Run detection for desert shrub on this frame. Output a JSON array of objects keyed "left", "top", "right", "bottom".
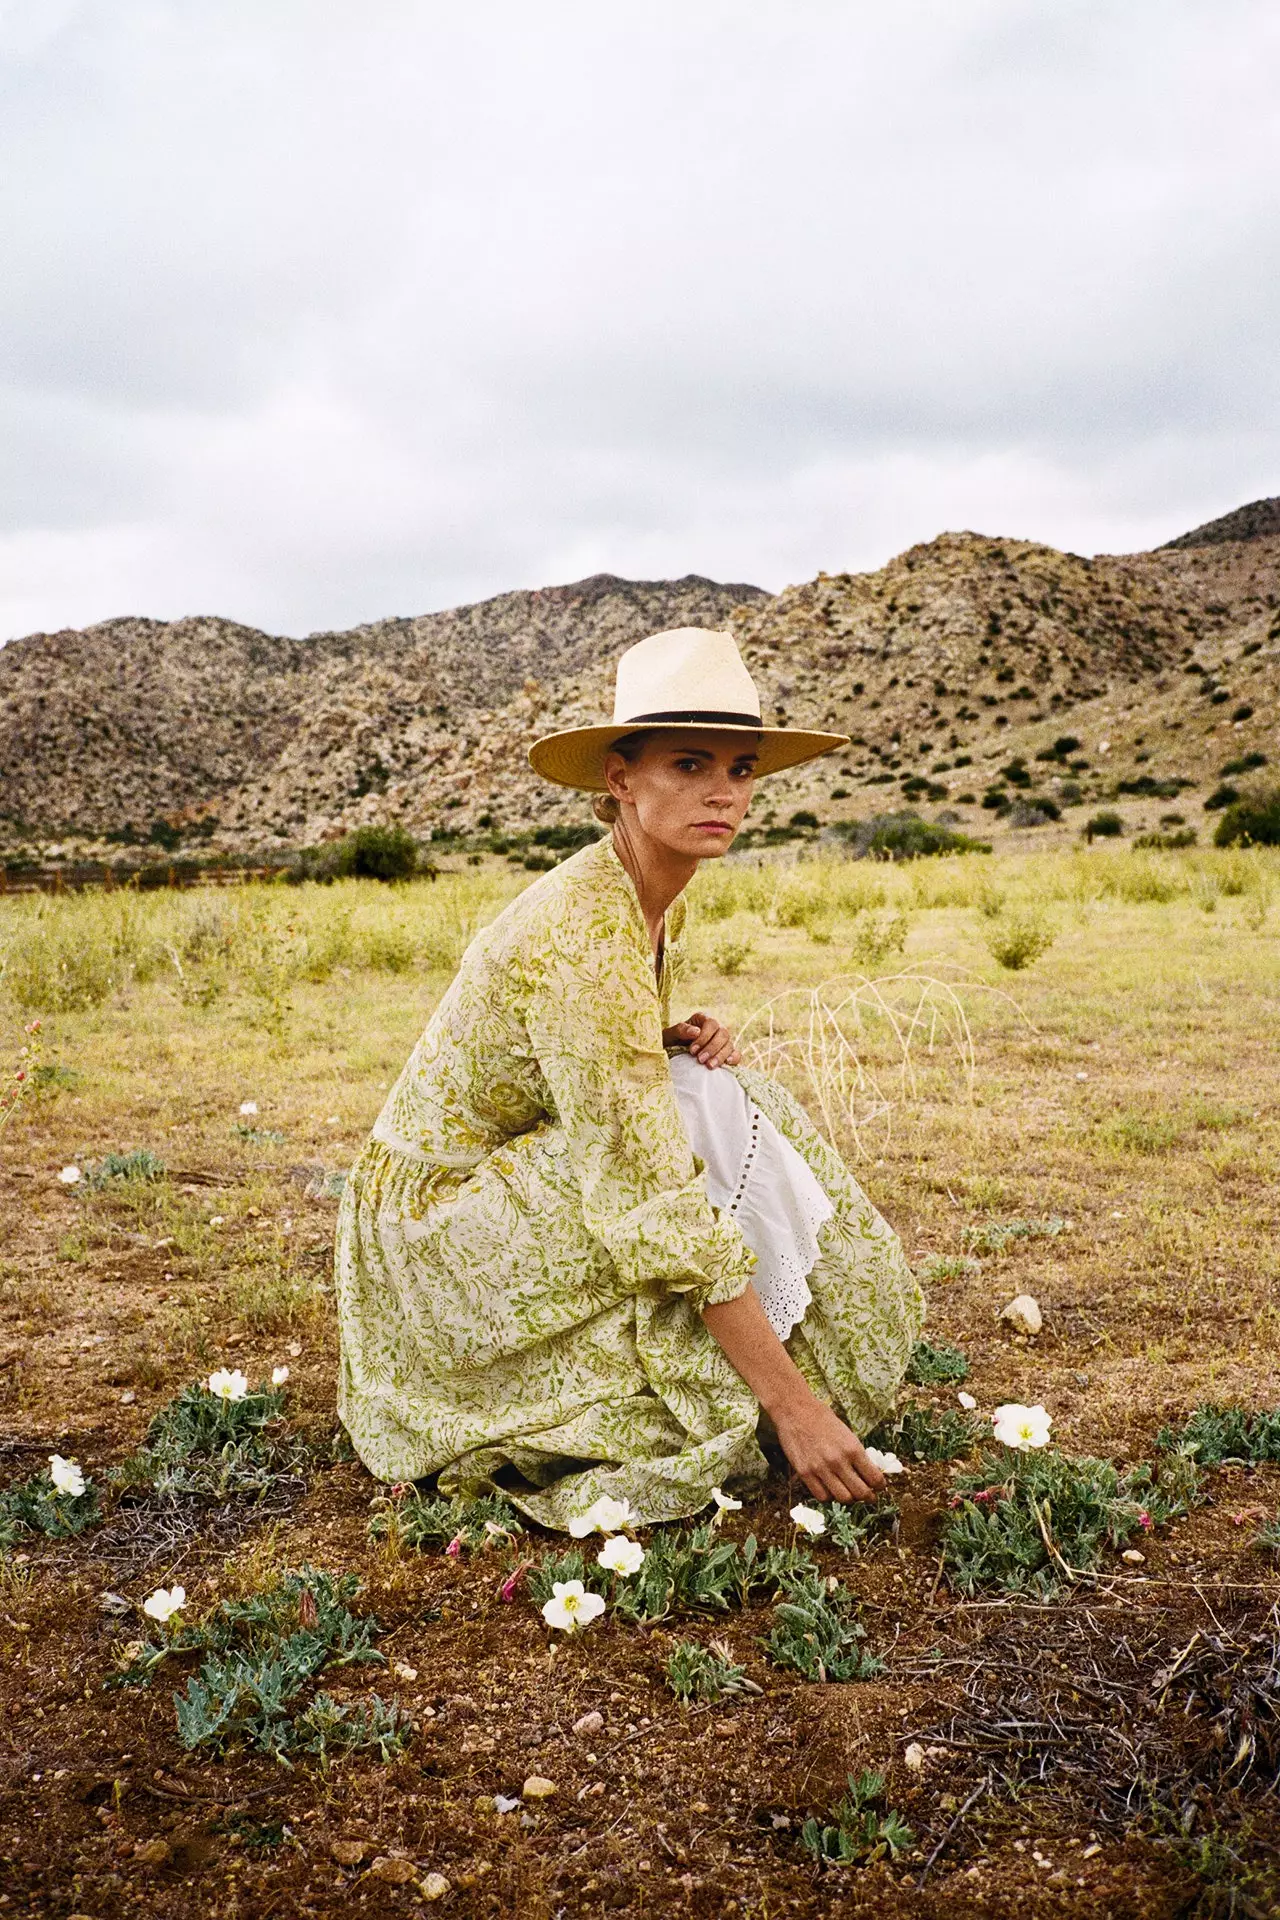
[
  {"left": 917, "top": 1252, "right": 981, "bottom": 1282},
  {"left": 1256, "top": 1515, "right": 1280, "bottom": 1559},
  {"left": 665, "top": 1639, "right": 756, "bottom": 1703},
  {"left": 329, "top": 824, "right": 421, "bottom": 882},
  {"left": 986, "top": 914, "right": 1055, "bottom": 970},
  {"left": 1203, "top": 784, "right": 1240, "bottom": 813},
  {"left": 113, "top": 1374, "right": 308, "bottom": 1504},
  {"left": 943, "top": 1450, "right": 1202, "bottom": 1599},
  {"left": 868, "top": 1405, "right": 983, "bottom": 1463},
  {"left": 124, "top": 1567, "right": 410, "bottom": 1764},
  {"left": 710, "top": 928, "right": 756, "bottom": 976},
  {"left": 1213, "top": 787, "right": 1280, "bottom": 848},
  {"left": 1134, "top": 829, "right": 1196, "bottom": 850},
  {"left": 1083, "top": 811, "right": 1124, "bottom": 840},
  {"left": 527, "top": 1525, "right": 819, "bottom": 1627},
  {"left": 906, "top": 1338, "right": 970, "bottom": 1386},
  {"left": 1, "top": 909, "right": 118, "bottom": 1011},
  {"left": 838, "top": 813, "right": 990, "bottom": 860},
  {"left": 801, "top": 1771, "right": 914, "bottom": 1867},
  {"left": 1157, "top": 1403, "right": 1280, "bottom": 1466}
]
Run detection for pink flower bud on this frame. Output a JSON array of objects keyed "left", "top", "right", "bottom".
[
  {"left": 445, "top": 1533, "right": 464, "bottom": 1559},
  {"left": 499, "top": 1562, "right": 531, "bottom": 1603},
  {"left": 1137, "top": 1510, "right": 1152, "bottom": 1530}
]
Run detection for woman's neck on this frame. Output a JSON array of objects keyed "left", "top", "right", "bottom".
[{"left": 611, "top": 820, "right": 697, "bottom": 954}]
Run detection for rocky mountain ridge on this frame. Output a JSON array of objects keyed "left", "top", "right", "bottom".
[{"left": 2, "top": 502, "right": 1278, "bottom": 856}]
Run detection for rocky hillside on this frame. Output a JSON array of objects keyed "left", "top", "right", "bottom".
[{"left": 2, "top": 503, "right": 1278, "bottom": 857}]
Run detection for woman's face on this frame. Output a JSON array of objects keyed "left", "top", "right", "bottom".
[{"left": 604, "top": 730, "right": 758, "bottom": 860}]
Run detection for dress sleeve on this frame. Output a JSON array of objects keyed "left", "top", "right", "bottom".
[{"left": 525, "top": 924, "right": 754, "bottom": 1311}]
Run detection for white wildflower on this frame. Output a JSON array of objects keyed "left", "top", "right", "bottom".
[
  {"left": 206, "top": 1367, "right": 250, "bottom": 1402},
  {"left": 597, "top": 1536, "right": 645, "bottom": 1577},
  {"left": 863, "top": 1447, "right": 905, "bottom": 1476},
  {"left": 567, "top": 1494, "right": 633, "bottom": 1538},
  {"left": 49, "top": 1454, "right": 85, "bottom": 1499},
  {"left": 57, "top": 1165, "right": 82, "bottom": 1186},
  {"left": 142, "top": 1584, "right": 186, "bottom": 1623},
  {"left": 958, "top": 1391, "right": 978, "bottom": 1411},
  {"left": 238, "top": 1100, "right": 259, "bottom": 1116},
  {"left": 540, "top": 1580, "right": 607, "bottom": 1633},
  {"left": 271, "top": 1365, "right": 290, "bottom": 1386},
  {"left": 991, "top": 1403, "right": 1053, "bottom": 1451},
  {"left": 789, "top": 1503, "right": 827, "bottom": 1537},
  {"left": 711, "top": 1487, "right": 742, "bottom": 1513}
]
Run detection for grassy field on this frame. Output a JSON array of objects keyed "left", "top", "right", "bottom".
[{"left": 1, "top": 846, "right": 1278, "bottom": 1920}]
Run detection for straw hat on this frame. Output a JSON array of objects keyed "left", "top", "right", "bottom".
[{"left": 528, "top": 627, "right": 848, "bottom": 792}]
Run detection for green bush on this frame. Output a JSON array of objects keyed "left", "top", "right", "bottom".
[
  {"left": 1083, "top": 811, "right": 1124, "bottom": 841},
  {"left": 368, "top": 1489, "right": 522, "bottom": 1554},
  {"left": 1213, "top": 787, "right": 1280, "bottom": 848},
  {"left": 1203, "top": 784, "right": 1240, "bottom": 813},
  {"left": 869, "top": 1404, "right": 983, "bottom": 1463},
  {"left": 986, "top": 914, "right": 1055, "bottom": 970},
  {"left": 0, "top": 1465, "right": 102, "bottom": 1552},
  {"left": 835, "top": 812, "right": 990, "bottom": 860},
  {"left": 325, "top": 824, "right": 421, "bottom": 882}
]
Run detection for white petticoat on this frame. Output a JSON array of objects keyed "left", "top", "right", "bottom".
[{"left": 669, "top": 1051, "right": 834, "bottom": 1340}]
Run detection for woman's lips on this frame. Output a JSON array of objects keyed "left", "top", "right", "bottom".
[{"left": 692, "top": 821, "right": 732, "bottom": 834}]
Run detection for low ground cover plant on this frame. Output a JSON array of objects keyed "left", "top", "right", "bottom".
[
  {"left": 664, "top": 1639, "right": 757, "bottom": 1703},
  {"left": 1157, "top": 1403, "right": 1280, "bottom": 1466},
  {"left": 0, "top": 1456, "right": 101, "bottom": 1552},
  {"left": 112, "top": 1371, "right": 310, "bottom": 1504},
  {"left": 763, "top": 1574, "right": 883, "bottom": 1683},
  {"left": 869, "top": 1404, "right": 984, "bottom": 1463},
  {"left": 943, "top": 1449, "right": 1202, "bottom": 1599},
  {"left": 368, "top": 1487, "right": 523, "bottom": 1554},
  {"left": 906, "top": 1337, "right": 970, "bottom": 1386},
  {"left": 800, "top": 1770, "right": 915, "bottom": 1867},
  {"left": 962, "top": 1215, "right": 1067, "bottom": 1255},
  {"left": 117, "top": 1566, "right": 410, "bottom": 1765}
]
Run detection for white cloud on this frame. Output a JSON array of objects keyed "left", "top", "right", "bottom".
[{"left": 1, "top": 0, "right": 1277, "bottom": 640}]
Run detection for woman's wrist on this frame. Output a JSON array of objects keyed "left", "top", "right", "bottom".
[{"left": 757, "top": 1375, "right": 818, "bottom": 1423}]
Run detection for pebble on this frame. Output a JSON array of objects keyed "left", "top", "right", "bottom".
[
  {"left": 421, "top": 1872, "right": 451, "bottom": 1901},
  {"left": 330, "top": 1839, "right": 368, "bottom": 1866},
  {"left": 522, "top": 1776, "right": 557, "bottom": 1800},
  {"left": 572, "top": 1710, "right": 604, "bottom": 1738},
  {"left": 392, "top": 1662, "right": 418, "bottom": 1682},
  {"left": 904, "top": 1742, "right": 925, "bottom": 1773},
  {"left": 998, "top": 1293, "right": 1043, "bottom": 1336},
  {"left": 1122, "top": 1549, "right": 1146, "bottom": 1564},
  {"left": 133, "top": 1839, "right": 172, "bottom": 1867},
  {"left": 368, "top": 1856, "right": 417, "bottom": 1884}
]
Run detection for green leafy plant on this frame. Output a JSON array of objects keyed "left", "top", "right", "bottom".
[
  {"left": 368, "top": 1488, "right": 523, "bottom": 1553},
  {"left": 664, "top": 1639, "right": 758, "bottom": 1703},
  {"left": 917, "top": 1252, "right": 981, "bottom": 1282},
  {"left": 821, "top": 1500, "right": 897, "bottom": 1556},
  {"left": 1213, "top": 788, "right": 1280, "bottom": 847},
  {"left": 1156, "top": 1403, "right": 1280, "bottom": 1466},
  {"left": 527, "top": 1526, "right": 821, "bottom": 1627},
  {"left": 869, "top": 1405, "right": 983, "bottom": 1463},
  {"left": 943, "top": 1449, "right": 1202, "bottom": 1599},
  {"left": 1083, "top": 810, "right": 1124, "bottom": 840},
  {"left": 0, "top": 1467, "right": 102, "bottom": 1552},
  {"left": 962, "top": 1216, "right": 1067, "bottom": 1255},
  {"left": 111, "top": 1375, "right": 307, "bottom": 1504},
  {"left": 84, "top": 1147, "right": 166, "bottom": 1189},
  {"left": 124, "top": 1566, "right": 407, "bottom": 1765},
  {"left": 801, "top": 1771, "right": 915, "bottom": 1866},
  {"left": 906, "top": 1338, "right": 970, "bottom": 1386},
  {"left": 763, "top": 1575, "right": 882, "bottom": 1683},
  {"left": 1256, "top": 1515, "right": 1280, "bottom": 1560}
]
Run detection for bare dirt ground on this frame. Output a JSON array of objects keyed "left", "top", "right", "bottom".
[{"left": 1, "top": 853, "right": 1277, "bottom": 1919}]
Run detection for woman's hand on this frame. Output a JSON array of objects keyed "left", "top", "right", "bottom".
[
  {"left": 770, "top": 1394, "right": 887, "bottom": 1504},
  {"left": 662, "top": 1012, "right": 741, "bottom": 1069}
]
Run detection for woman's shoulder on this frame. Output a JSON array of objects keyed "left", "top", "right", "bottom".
[{"left": 485, "top": 836, "right": 638, "bottom": 965}]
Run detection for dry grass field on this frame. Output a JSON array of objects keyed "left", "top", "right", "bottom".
[{"left": 1, "top": 846, "right": 1278, "bottom": 1920}]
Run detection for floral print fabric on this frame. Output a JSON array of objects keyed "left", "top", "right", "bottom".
[{"left": 334, "top": 835, "right": 923, "bottom": 1529}]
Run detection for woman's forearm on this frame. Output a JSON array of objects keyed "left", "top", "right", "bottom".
[
  {"left": 701, "top": 1285, "right": 814, "bottom": 1418},
  {"left": 702, "top": 1284, "right": 886, "bottom": 1504}
]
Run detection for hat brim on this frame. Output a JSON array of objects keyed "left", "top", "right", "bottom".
[{"left": 528, "top": 721, "right": 850, "bottom": 792}]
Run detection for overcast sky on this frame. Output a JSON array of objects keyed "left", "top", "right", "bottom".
[{"left": 2, "top": 1, "right": 1278, "bottom": 641}]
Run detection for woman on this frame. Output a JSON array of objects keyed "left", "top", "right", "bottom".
[{"left": 335, "top": 627, "right": 922, "bottom": 1528}]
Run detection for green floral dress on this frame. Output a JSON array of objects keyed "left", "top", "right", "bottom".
[{"left": 335, "top": 835, "right": 922, "bottom": 1528}]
